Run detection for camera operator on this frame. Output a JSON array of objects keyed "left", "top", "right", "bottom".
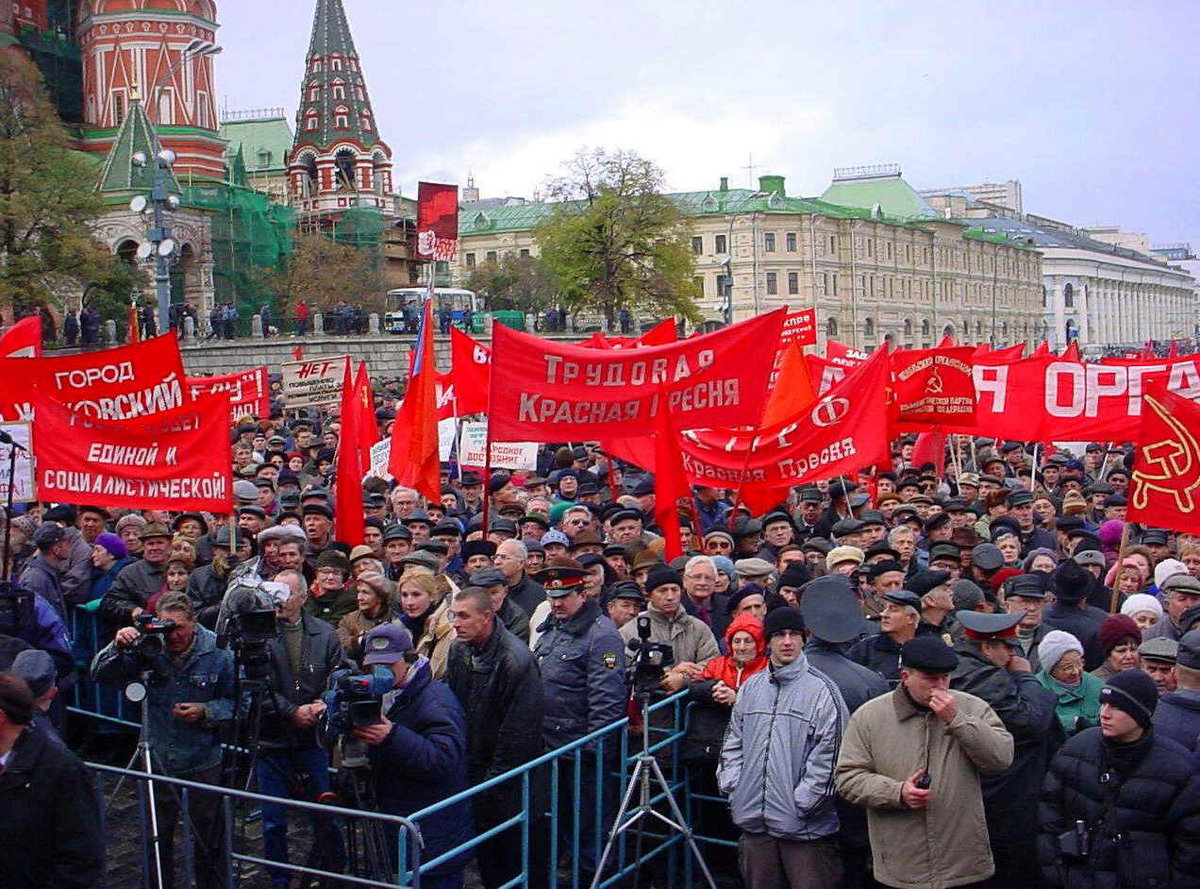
[
  {"left": 91, "top": 591, "right": 234, "bottom": 889},
  {"left": 352, "top": 624, "right": 473, "bottom": 889},
  {"left": 257, "top": 568, "right": 348, "bottom": 887}
]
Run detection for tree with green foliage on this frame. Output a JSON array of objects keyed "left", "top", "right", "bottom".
[
  {"left": 0, "top": 47, "right": 137, "bottom": 323},
  {"left": 273, "top": 231, "right": 386, "bottom": 316},
  {"left": 464, "top": 252, "right": 556, "bottom": 314},
  {"left": 534, "top": 148, "right": 701, "bottom": 327}
]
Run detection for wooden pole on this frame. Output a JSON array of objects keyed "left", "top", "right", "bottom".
[{"left": 1109, "top": 522, "right": 1131, "bottom": 614}]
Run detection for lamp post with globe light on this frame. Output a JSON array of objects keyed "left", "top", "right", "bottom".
[{"left": 129, "top": 148, "right": 180, "bottom": 336}]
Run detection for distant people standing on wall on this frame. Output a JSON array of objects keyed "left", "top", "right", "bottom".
[
  {"left": 295, "top": 300, "right": 310, "bottom": 335},
  {"left": 260, "top": 304, "right": 273, "bottom": 337},
  {"left": 209, "top": 304, "right": 221, "bottom": 338},
  {"left": 140, "top": 305, "right": 157, "bottom": 339},
  {"left": 62, "top": 309, "right": 78, "bottom": 346},
  {"left": 80, "top": 306, "right": 100, "bottom": 345}
]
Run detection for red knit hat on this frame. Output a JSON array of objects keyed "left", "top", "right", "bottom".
[{"left": 1096, "top": 613, "right": 1141, "bottom": 658}]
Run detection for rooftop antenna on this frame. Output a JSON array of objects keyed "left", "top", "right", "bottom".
[{"left": 742, "top": 153, "right": 759, "bottom": 188}]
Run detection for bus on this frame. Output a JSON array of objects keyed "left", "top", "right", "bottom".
[{"left": 384, "top": 287, "right": 479, "bottom": 333}]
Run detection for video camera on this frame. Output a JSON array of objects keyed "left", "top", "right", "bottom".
[
  {"left": 221, "top": 579, "right": 286, "bottom": 680},
  {"left": 321, "top": 665, "right": 395, "bottom": 736},
  {"left": 128, "top": 612, "right": 177, "bottom": 659},
  {"left": 625, "top": 614, "right": 674, "bottom": 695}
]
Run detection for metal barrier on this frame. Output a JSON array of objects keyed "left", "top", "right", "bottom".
[
  {"left": 68, "top": 604, "right": 141, "bottom": 729},
  {"left": 80, "top": 689, "right": 730, "bottom": 889}
]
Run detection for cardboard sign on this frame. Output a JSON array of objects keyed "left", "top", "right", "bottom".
[
  {"left": 0, "top": 422, "right": 35, "bottom": 503},
  {"left": 459, "top": 421, "right": 488, "bottom": 467},
  {"left": 489, "top": 440, "right": 539, "bottom": 471},
  {"left": 369, "top": 437, "right": 393, "bottom": 481},
  {"left": 281, "top": 356, "right": 350, "bottom": 407}
]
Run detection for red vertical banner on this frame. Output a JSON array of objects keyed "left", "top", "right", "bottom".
[
  {"left": 0, "top": 316, "right": 42, "bottom": 358},
  {"left": 1127, "top": 383, "right": 1200, "bottom": 535},
  {"left": 127, "top": 305, "right": 140, "bottom": 344},
  {"left": 388, "top": 301, "right": 441, "bottom": 501},
  {"left": 334, "top": 361, "right": 365, "bottom": 547},
  {"left": 450, "top": 326, "right": 491, "bottom": 415},
  {"left": 416, "top": 182, "right": 459, "bottom": 262}
]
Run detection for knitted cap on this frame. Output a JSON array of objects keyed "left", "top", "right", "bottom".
[
  {"left": 762, "top": 606, "right": 804, "bottom": 639},
  {"left": 1100, "top": 669, "right": 1159, "bottom": 729},
  {"left": 1120, "top": 593, "right": 1163, "bottom": 623},
  {"left": 1037, "top": 630, "right": 1083, "bottom": 674},
  {"left": 1096, "top": 614, "right": 1141, "bottom": 659}
]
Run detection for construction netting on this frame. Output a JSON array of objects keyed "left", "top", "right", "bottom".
[
  {"left": 182, "top": 181, "right": 296, "bottom": 314},
  {"left": 329, "top": 205, "right": 387, "bottom": 249}
]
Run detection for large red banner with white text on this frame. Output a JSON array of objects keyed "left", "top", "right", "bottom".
[
  {"left": 0, "top": 333, "right": 188, "bottom": 422},
  {"left": 488, "top": 309, "right": 786, "bottom": 440},
  {"left": 32, "top": 391, "right": 233, "bottom": 512},
  {"left": 450, "top": 326, "right": 491, "bottom": 415},
  {"left": 186, "top": 367, "right": 270, "bottom": 421}
]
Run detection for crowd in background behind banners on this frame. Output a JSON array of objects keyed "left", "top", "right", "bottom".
[{"left": 4, "top": 348, "right": 1200, "bottom": 889}]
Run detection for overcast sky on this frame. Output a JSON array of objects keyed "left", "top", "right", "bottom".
[{"left": 218, "top": 0, "right": 1197, "bottom": 247}]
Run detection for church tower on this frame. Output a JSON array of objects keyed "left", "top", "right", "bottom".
[
  {"left": 77, "top": 1, "right": 226, "bottom": 181},
  {"left": 287, "top": 0, "right": 393, "bottom": 225}
]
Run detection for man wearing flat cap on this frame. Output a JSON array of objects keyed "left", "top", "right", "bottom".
[
  {"left": 837, "top": 637, "right": 1014, "bottom": 889},
  {"left": 950, "top": 609, "right": 1059, "bottom": 888},
  {"left": 1144, "top": 572, "right": 1200, "bottom": 642},
  {"left": 848, "top": 589, "right": 931, "bottom": 687}
]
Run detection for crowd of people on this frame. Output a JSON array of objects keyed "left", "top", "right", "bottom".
[{"left": 1, "top": 411, "right": 1199, "bottom": 889}]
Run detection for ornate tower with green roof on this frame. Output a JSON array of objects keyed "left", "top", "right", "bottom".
[{"left": 287, "top": 0, "right": 393, "bottom": 226}]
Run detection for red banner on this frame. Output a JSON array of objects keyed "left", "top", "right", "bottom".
[
  {"left": 0, "top": 333, "right": 188, "bottom": 423},
  {"left": 825, "top": 340, "right": 870, "bottom": 367},
  {"left": 407, "top": 346, "right": 456, "bottom": 420},
  {"left": 805, "top": 354, "right": 850, "bottom": 395},
  {"left": 450, "top": 326, "right": 491, "bottom": 415},
  {"left": 781, "top": 309, "right": 817, "bottom": 348},
  {"left": 608, "top": 349, "right": 892, "bottom": 513},
  {"left": 416, "top": 182, "right": 459, "bottom": 262},
  {"left": 0, "top": 316, "right": 41, "bottom": 358},
  {"left": 1127, "top": 383, "right": 1200, "bottom": 535},
  {"left": 488, "top": 309, "right": 785, "bottom": 441},
  {"left": 890, "top": 346, "right": 977, "bottom": 430},
  {"left": 186, "top": 367, "right": 270, "bottom": 421},
  {"left": 580, "top": 318, "right": 679, "bottom": 350},
  {"left": 32, "top": 391, "right": 232, "bottom": 512}
]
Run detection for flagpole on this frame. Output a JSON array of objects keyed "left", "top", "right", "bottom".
[
  {"left": 1109, "top": 522, "right": 1131, "bottom": 614},
  {"left": 1029, "top": 442, "right": 1039, "bottom": 492}
]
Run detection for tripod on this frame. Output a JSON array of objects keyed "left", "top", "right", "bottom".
[
  {"left": 325, "top": 745, "right": 393, "bottom": 884},
  {"left": 590, "top": 691, "right": 718, "bottom": 889},
  {"left": 108, "top": 675, "right": 170, "bottom": 889}
]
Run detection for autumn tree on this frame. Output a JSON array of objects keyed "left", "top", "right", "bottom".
[
  {"left": 0, "top": 47, "right": 131, "bottom": 320},
  {"left": 534, "top": 148, "right": 701, "bottom": 327},
  {"left": 272, "top": 231, "right": 386, "bottom": 315},
  {"left": 464, "top": 252, "right": 556, "bottom": 313}
]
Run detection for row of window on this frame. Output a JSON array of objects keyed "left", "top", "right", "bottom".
[
  {"left": 308, "top": 82, "right": 366, "bottom": 103},
  {"left": 463, "top": 249, "right": 532, "bottom": 269},
  {"left": 304, "top": 108, "right": 373, "bottom": 131},
  {"left": 309, "top": 55, "right": 359, "bottom": 74}
]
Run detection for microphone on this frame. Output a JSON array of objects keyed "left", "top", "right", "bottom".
[{"left": 0, "top": 430, "right": 27, "bottom": 452}]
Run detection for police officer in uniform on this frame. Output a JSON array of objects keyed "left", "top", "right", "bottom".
[{"left": 532, "top": 560, "right": 626, "bottom": 886}]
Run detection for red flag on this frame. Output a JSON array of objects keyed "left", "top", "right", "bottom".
[
  {"left": 1140, "top": 341, "right": 1155, "bottom": 360},
  {"left": 0, "top": 316, "right": 42, "bottom": 358},
  {"left": 937, "top": 333, "right": 956, "bottom": 348},
  {"left": 1062, "top": 340, "right": 1081, "bottom": 361},
  {"left": 351, "top": 361, "right": 378, "bottom": 471},
  {"left": 653, "top": 389, "right": 688, "bottom": 561},
  {"left": 1033, "top": 341, "right": 1049, "bottom": 357},
  {"left": 127, "top": 305, "right": 139, "bottom": 344},
  {"left": 1127, "top": 383, "right": 1200, "bottom": 535},
  {"left": 407, "top": 347, "right": 456, "bottom": 420},
  {"left": 825, "top": 340, "right": 869, "bottom": 367},
  {"left": 31, "top": 390, "right": 232, "bottom": 512},
  {"left": 764, "top": 340, "right": 817, "bottom": 426},
  {"left": 186, "top": 367, "right": 270, "bottom": 422},
  {"left": 334, "top": 361, "right": 366, "bottom": 547},
  {"left": 292, "top": 345, "right": 304, "bottom": 361},
  {"left": 1168, "top": 340, "right": 1179, "bottom": 360},
  {"left": 579, "top": 318, "right": 678, "bottom": 350},
  {"left": 416, "top": 182, "right": 459, "bottom": 261},
  {"left": 450, "top": 326, "right": 491, "bottom": 415},
  {"left": 911, "top": 432, "right": 946, "bottom": 471},
  {"left": 889, "top": 346, "right": 977, "bottom": 430},
  {"left": 388, "top": 300, "right": 441, "bottom": 501}
]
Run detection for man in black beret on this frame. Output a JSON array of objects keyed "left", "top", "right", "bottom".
[
  {"left": 757, "top": 511, "right": 797, "bottom": 564},
  {"left": 909, "top": 569, "right": 956, "bottom": 637},
  {"left": 1006, "top": 489, "right": 1057, "bottom": 554},
  {"left": 950, "top": 608, "right": 1058, "bottom": 888},
  {"left": 837, "top": 635, "right": 1013, "bottom": 889}
]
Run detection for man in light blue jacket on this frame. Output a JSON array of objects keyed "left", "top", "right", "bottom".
[{"left": 718, "top": 606, "right": 849, "bottom": 889}]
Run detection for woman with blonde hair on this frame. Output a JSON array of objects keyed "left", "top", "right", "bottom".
[{"left": 396, "top": 568, "right": 456, "bottom": 678}]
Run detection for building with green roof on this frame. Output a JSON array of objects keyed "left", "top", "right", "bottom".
[
  {"left": 455, "top": 171, "right": 1044, "bottom": 349},
  {"left": 220, "top": 110, "right": 294, "bottom": 203}
]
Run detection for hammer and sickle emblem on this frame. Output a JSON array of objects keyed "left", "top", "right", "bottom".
[
  {"left": 1131, "top": 395, "right": 1200, "bottom": 512},
  {"left": 925, "top": 366, "right": 945, "bottom": 395}
]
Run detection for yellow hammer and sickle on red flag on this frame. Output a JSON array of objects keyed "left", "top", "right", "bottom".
[{"left": 1132, "top": 394, "right": 1200, "bottom": 512}]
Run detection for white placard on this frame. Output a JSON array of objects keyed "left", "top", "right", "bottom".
[
  {"left": 489, "top": 440, "right": 539, "bottom": 471},
  {"left": 459, "top": 421, "right": 488, "bottom": 467},
  {"left": 281, "top": 356, "right": 350, "bottom": 407},
  {"left": 369, "top": 422, "right": 456, "bottom": 479},
  {"left": 0, "top": 422, "right": 35, "bottom": 503}
]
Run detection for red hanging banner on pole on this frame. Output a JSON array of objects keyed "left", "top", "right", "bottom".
[
  {"left": 416, "top": 182, "right": 459, "bottom": 262},
  {"left": 450, "top": 326, "right": 491, "bottom": 416},
  {"left": 890, "top": 346, "right": 977, "bottom": 430},
  {"left": 1127, "top": 383, "right": 1200, "bottom": 535},
  {"left": 32, "top": 391, "right": 232, "bottom": 512},
  {"left": 0, "top": 316, "right": 42, "bottom": 358}
]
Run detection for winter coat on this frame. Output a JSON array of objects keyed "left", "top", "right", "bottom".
[
  {"left": 1038, "top": 727, "right": 1200, "bottom": 889},
  {"left": 507, "top": 572, "right": 545, "bottom": 618},
  {"left": 185, "top": 562, "right": 229, "bottom": 629},
  {"left": 1152, "top": 688, "right": 1200, "bottom": 752},
  {"left": 836, "top": 685, "right": 1015, "bottom": 889},
  {"left": 369, "top": 660, "right": 473, "bottom": 876},
  {"left": 89, "top": 555, "right": 137, "bottom": 605},
  {"left": 533, "top": 598, "right": 626, "bottom": 750},
  {"left": 304, "top": 583, "right": 358, "bottom": 629},
  {"left": 18, "top": 554, "right": 67, "bottom": 620},
  {"left": 92, "top": 624, "right": 235, "bottom": 775},
  {"left": 259, "top": 613, "right": 348, "bottom": 750},
  {"left": 414, "top": 596, "right": 456, "bottom": 679},
  {"left": 685, "top": 613, "right": 767, "bottom": 761},
  {"left": 445, "top": 622, "right": 544, "bottom": 786},
  {"left": 100, "top": 557, "right": 165, "bottom": 626},
  {"left": 497, "top": 596, "right": 530, "bottom": 644},
  {"left": 682, "top": 591, "right": 731, "bottom": 650},
  {"left": 847, "top": 623, "right": 939, "bottom": 687},
  {"left": 718, "top": 651, "right": 849, "bottom": 841},
  {"left": 1037, "top": 670, "right": 1104, "bottom": 737},
  {"left": 0, "top": 725, "right": 105, "bottom": 888},
  {"left": 950, "top": 643, "right": 1060, "bottom": 843},
  {"left": 58, "top": 527, "right": 93, "bottom": 606},
  {"left": 618, "top": 602, "right": 720, "bottom": 675},
  {"left": 336, "top": 606, "right": 392, "bottom": 664}
]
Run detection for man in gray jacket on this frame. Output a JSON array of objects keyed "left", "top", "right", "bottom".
[{"left": 718, "top": 606, "right": 849, "bottom": 889}]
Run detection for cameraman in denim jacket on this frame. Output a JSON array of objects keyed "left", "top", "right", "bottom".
[{"left": 92, "top": 591, "right": 234, "bottom": 889}]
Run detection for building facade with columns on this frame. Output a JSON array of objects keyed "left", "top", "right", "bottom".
[
  {"left": 455, "top": 167, "right": 1043, "bottom": 351},
  {"left": 921, "top": 191, "right": 1197, "bottom": 349}
]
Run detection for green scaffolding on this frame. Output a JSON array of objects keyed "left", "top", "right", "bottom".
[{"left": 183, "top": 181, "right": 296, "bottom": 316}]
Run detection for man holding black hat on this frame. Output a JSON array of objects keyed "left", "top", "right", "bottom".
[
  {"left": 837, "top": 636, "right": 1014, "bottom": 889},
  {"left": 1039, "top": 669, "right": 1200, "bottom": 889},
  {"left": 951, "top": 609, "right": 1059, "bottom": 888},
  {"left": 718, "top": 607, "right": 849, "bottom": 889}
]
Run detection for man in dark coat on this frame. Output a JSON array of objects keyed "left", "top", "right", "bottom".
[
  {"left": 18, "top": 523, "right": 71, "bottom": 619},
  {"left": 1152, "top": 629, "right": 1200, "bottom": 752},
  {"left": 355, "top": 624, "right": 473, "bottom": 889},
  {"left": 801, "top": 577, "right": 888, "bottom": 889},
  {"left": 0, "top": 672, "right": 104, "bottom": 888},
  {"left": 496, "top": 539, "right": 545, "bottom": 617},
  {"left": 847, "top": 589, "right": 932, "bottom": 686},
  {"left": 445, "top": 587, "right": 544, "bottom": 889},
  {"left": 953, "top": 609, "right": 1059, "bottom": 889},
  {"left": 100, "top": 522, "right": 173, "bottom": 626},
  {"left": 1042, "top": 560, "right": 1109, "bottom": 670},
  {"left": 1039, "top": 670, "right": 1200, "bottom": 889}
]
